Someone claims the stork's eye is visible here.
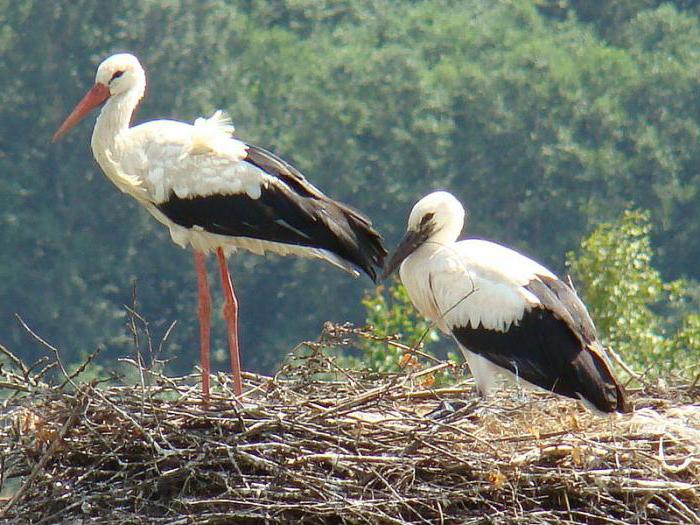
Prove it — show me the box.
[110,70,125,82]
[420,212,435,226]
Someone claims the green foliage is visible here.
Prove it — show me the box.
[344,282,440,372]
[568,210,699,377]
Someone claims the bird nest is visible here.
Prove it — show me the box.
[1,323,699,524]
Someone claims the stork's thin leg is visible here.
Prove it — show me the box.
[216,247,242,397]
[194,251,212,399]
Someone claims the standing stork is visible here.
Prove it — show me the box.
[383,191,627,413]
[53,53,386,398]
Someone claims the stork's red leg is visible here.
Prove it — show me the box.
[216,247,243,397]
[194,251,212,399]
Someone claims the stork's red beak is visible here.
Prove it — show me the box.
[52,83,111,142]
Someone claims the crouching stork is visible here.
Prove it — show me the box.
[383,191,627,413]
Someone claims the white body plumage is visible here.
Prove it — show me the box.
[399,237,558,393]
[52,54,385,278]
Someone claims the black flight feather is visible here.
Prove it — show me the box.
[453,275,627,413]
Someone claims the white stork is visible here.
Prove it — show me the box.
[383,191,627,413]
[53,53,386,398]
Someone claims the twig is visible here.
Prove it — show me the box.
[691,370,700,390]
[15,314,76,390]
[1,391,86,517]
[59,346,104,390]
[606,345,646,384]
[0,343,31,379]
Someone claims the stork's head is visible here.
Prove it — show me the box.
[94,53,145,97]
[382,191,465,279]
[53,53,145,141]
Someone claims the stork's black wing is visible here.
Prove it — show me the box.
[156,144,386,282]
[453,275,627,413]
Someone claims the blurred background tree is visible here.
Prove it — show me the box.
[0,0,697,378]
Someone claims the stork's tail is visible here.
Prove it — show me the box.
[334,204,387,283]
[572,343,629,413]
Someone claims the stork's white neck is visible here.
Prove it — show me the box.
[89,80,147,199]
[91,87,142,156]
[429,224,463,246]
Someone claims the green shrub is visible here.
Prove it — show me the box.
[567,210,699,379]
[339,282,441,373]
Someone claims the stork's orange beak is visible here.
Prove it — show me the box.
[53,83,111,142]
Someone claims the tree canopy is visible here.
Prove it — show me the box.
[1,0,698,375]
